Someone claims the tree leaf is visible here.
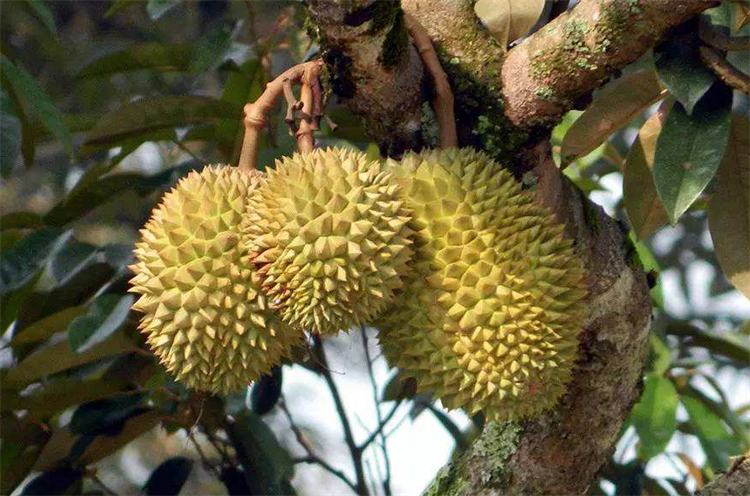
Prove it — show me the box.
[216,59,261,159]
[50,240,98,287]
[20,467,84,496]
[24,0,58,36]
[0,228,71,295]
[78,43,192,78]
[144,457,193,496]
[67,294,134,354]
[189,22,236,74]
[562,70,666,165]
[623,100,672,240]
[10,305,87,347]
[225,411,293,495]
[0,211,44,231]
[630,374,679,460]
[147,0,182,21]
[83,96,240,150]
[666,324,750,364]
[682,395,740,471]
[70,392,148,436]
[653,83,732,224]
[250,366,282,416]
[709,114,750,300]
[0,89,22,178]
[656,37,716,115]
[0,56,74,159]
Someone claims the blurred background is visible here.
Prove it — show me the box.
[1,1,748,495]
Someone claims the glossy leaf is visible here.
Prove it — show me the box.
[20,467,83,496]
[190,22,235,73]
[382,372,417,402]
[67,294,134,353]
[630,374,679,460]
[0,211,44,231]
[83,96,240,150]
[147,0,182,21]
[50,241,98,286]
[144,457,193,496]
[0,56,74,159]
[653,83,732,224]
[25,0,58,36]
[70,392,147,436]
[78,43,192,78]
[216,59,261,159]
[656,37,716,115]
[682,395,740,471]
[0,228,71,295]
[10,305,87,347]
[0,89,22,178]
[709,115,750,299]
[623,102,672,239]
[250,366,283,416]
[562,71,666,165]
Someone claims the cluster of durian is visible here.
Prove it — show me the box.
[130,147,586,421]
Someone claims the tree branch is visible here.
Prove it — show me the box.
[697,454,750,496]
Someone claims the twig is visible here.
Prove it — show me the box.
[699,16,750,51]
[88,472,119,496]
[403,13,457,149]
[360,328,393,496]
[188,431,222,478]
[699,45,750,95]
[280,399,359,492]
[358,403,400,452]
[238,60,323,171]
[313,336,369,496]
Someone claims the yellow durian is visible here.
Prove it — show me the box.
[379,148,587,422]
[243,148,414,335]
[129,166,302,395]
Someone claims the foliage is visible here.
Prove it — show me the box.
[0,1,748,495]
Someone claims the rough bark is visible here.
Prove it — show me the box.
[697,454,750,496]
[304,0,718,494]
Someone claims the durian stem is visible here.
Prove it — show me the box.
[238,60,323,171]
[404,13,458,149]
[295,63,323,153]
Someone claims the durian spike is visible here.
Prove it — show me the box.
[404,13,457,149]
[238,59,324,171]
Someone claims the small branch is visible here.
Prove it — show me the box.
[699,16,750,51]
[188,432,222,478]
[238,60,322,171]
[699,45,750,95]
[358,403,400,453]
[403,13,457,149]
[293,456,359,492]
[313,336,369,496]
[88,472,119,496]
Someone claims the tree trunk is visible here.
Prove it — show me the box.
[304,0,717,494]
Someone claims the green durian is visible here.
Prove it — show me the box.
[130,165,302,395]
[243,148,414,335]
[379,148,587,422]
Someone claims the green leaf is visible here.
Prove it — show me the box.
[561,70,666,165]
[631,374,679,460]
[78,43,192,78]
[656,37,716,115]
[0,211,44,231]
[0,89,22,178]
[147,0,182,20]
[0,56,74,159]
[50,240,98,286]
[0,228,71,295]
[144,457,193,496]
[20,467,84,496]
[623,100,672,240]
[10,305,87,347]
[709,114,750,300]
[190,22,236,74]
[68,294,134,354]
[70,392,147,436]
[216,60,261,159]
[648,333,671,376]
[682,395,740,471]
[83,96,240,151]
[382,371,416,402]
[24,0,58,36]
[249,366,282,416]
[225,411,293,495]
[666,324,750,364]
[653,83,732,224]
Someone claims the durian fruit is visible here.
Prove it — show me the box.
[129,165,302,395]
[243,148,413,335]
[379,148,586,422]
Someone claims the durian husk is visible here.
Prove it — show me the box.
[243,148,414,335]
[129,165,302,395]
[379,148,587,422]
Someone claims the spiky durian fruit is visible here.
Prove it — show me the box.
[243,148,413,335]
[129,166,302,395]
[379,148,587,422]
